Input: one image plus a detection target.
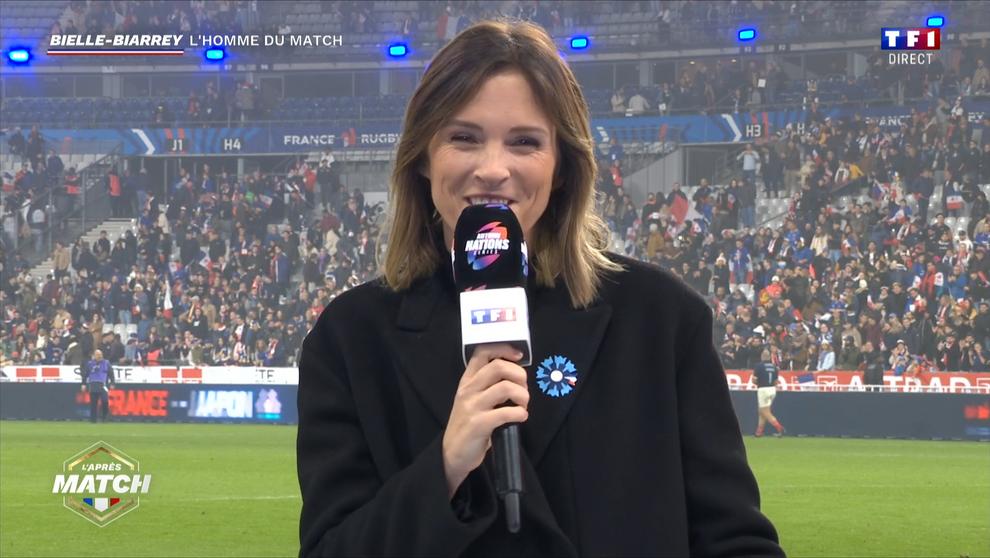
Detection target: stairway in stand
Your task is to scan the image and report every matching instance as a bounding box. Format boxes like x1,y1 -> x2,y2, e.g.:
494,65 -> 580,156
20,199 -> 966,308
27,218 -> 135,286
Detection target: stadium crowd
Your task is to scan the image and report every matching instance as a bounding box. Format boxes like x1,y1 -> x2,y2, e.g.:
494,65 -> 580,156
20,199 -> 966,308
3,97 -> 990,374
2,0 -> 989,374
52,0 -> 256,39
599,101 -> 990,374
69,0 -> 874,48
609,38 -> 990,116
2,149 -> 381,369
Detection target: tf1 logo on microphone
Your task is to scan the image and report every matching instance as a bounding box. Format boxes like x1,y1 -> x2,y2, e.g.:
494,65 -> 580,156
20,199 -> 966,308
471,307 -> 518,325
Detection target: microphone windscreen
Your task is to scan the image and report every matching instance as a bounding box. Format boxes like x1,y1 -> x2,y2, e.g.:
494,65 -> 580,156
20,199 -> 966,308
452,203 -> 527,292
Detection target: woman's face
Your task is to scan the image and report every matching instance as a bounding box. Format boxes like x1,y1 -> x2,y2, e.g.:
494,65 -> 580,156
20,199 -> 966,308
425,70 -> 557,248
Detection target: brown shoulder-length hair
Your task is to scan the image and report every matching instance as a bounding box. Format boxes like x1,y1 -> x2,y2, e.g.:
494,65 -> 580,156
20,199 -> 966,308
380,19 -> 623,309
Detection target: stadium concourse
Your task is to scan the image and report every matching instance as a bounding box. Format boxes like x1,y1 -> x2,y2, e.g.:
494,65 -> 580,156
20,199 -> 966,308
1,0 -> 989,375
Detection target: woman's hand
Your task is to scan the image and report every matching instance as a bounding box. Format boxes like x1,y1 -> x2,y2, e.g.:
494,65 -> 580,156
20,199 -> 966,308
442,343 -> 529,500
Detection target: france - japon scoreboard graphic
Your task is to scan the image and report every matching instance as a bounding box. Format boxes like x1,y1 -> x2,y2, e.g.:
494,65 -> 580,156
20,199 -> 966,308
882,27 -> 940,66
51,442 -> 152,527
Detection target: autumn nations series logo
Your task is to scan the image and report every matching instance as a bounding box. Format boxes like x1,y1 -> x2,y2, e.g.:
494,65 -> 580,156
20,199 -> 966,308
464,211 -> 512,270
51,442 -> 152,526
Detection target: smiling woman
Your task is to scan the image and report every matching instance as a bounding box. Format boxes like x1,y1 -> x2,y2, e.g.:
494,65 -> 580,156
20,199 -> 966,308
424,71 -> 557,250
382,19 -> 619,310
297,18 -> 783,558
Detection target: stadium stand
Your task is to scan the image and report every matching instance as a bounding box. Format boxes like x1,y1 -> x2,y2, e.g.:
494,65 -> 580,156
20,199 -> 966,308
4,35 -> 989,128
6,0 -> 985,60
2,155 -> 380,368
0,79 -> 930,127
2,0 -> 989,377
603,110 -> 990,374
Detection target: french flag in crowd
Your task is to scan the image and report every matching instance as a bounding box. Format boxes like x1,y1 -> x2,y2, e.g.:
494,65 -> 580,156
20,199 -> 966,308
795,372 -> 817,389
729,247 -> 753,285
162,277 -> 174,319
669,195 -> 705,230
870,180 -> 886,200
83,497 -> 121,512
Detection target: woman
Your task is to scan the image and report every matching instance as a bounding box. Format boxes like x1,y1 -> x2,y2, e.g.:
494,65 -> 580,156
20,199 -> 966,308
618,196 -> 637,233
968,342 -> 989,372
297,20 -> 781,557
183,306 -> 208,341
810,225 -> 829,257
610,86 -> 626,114
889,340 -> 911,375
816,340 -> 836,371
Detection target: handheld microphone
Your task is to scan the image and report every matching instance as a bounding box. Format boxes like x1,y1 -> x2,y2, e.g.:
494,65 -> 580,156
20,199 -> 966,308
452,203 -> 529,534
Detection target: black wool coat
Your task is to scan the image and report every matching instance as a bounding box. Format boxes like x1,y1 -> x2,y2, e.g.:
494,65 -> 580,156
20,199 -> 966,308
297,253 -> 783,557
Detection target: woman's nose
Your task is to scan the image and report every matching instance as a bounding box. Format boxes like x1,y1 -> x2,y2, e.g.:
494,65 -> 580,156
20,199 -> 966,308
473,145 -> 511,187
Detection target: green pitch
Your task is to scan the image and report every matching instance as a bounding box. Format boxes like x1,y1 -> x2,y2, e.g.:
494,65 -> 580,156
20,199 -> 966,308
1,421 -> 987,557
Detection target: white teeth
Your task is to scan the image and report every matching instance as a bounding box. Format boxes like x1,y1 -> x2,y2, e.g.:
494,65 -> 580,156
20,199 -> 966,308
468,197 -> 511,205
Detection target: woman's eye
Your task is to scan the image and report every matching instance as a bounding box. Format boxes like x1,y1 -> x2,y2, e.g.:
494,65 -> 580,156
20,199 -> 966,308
450,135 -> 540,147
514,137 -> 540,147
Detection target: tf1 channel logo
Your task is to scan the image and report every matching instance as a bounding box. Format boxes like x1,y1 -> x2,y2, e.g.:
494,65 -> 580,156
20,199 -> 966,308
882,16 -> 942,66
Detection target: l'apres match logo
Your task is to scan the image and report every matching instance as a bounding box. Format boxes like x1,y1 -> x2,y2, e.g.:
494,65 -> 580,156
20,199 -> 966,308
52,442 -> 152,527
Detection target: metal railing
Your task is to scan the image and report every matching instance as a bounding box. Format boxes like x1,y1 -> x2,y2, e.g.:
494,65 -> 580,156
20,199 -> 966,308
1,144 -> 124,267
6,87 -> 987,132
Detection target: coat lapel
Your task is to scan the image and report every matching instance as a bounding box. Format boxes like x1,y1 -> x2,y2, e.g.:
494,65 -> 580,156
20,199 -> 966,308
390,268 -> 614,457
389,267 -> 611,548
391,272 -> 464,429
522,284 -> 612,467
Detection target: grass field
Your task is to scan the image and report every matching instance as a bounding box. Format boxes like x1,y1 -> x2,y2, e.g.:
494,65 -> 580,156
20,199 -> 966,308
0,421 -> 987,557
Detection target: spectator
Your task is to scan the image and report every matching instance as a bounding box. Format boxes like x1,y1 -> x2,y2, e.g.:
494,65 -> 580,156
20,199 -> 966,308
973,59 -> 989,93
187,90 -> 201,121
52,240 -> 71,281
627,89 -> 650,115
317,152 -> 338,212
608,137 -> 625,167
26,126 -> 45,168
611,86 -> 626,114
859,341 -> 885,390
106,168 -> 124,217
837,335 -> 860,369
152,102 -> 172,127
28,201 -> 47,254
46,150 -> 64,188
234,81 -> 255,122
965,341 -> 989,371
7,127 -> 26,157
764,149 -> 785,199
